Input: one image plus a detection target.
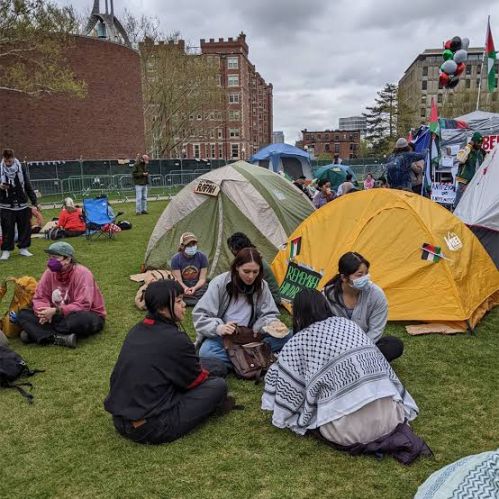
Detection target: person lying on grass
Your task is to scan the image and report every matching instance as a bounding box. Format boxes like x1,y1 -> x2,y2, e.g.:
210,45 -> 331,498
323,251 -> 403,363
17,241 -> 106,349
262,289 -> 430,464
193,247 -> 291,368
104,280 -> 232,445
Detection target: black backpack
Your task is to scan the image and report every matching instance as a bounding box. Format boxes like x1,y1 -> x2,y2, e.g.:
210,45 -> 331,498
0,346 -> 43,403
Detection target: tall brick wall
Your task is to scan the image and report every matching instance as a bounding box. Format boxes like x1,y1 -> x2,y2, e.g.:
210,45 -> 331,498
0,35 -> 145,161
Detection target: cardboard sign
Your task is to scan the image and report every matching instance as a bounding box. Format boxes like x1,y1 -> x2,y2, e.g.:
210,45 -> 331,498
193,179 -> 220,197
279,261 -> 323,303
431,182 -> 456,204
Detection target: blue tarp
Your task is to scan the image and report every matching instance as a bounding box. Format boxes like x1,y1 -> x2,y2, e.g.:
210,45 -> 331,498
250,143 -> 310,173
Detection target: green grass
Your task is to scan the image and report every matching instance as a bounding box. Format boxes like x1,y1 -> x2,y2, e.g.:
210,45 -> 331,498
0,201 -> 498,499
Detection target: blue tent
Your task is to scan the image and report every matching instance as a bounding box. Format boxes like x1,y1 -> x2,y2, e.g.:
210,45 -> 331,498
250,143 -> 313,179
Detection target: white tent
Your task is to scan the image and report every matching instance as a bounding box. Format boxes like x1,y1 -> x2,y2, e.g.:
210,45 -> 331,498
454,146 -> 499,268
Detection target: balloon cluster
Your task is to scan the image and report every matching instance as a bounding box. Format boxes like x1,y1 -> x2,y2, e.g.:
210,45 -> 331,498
439,36 -> 470,89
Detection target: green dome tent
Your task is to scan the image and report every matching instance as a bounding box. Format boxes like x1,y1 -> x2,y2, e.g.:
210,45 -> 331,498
314,164 -> 358,191
144,161 -> 315,278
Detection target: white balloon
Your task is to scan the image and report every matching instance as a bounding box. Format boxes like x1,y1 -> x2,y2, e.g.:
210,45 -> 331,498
461,37 -> 470,50
442,60 -> 457,75
454,49 -> 468,64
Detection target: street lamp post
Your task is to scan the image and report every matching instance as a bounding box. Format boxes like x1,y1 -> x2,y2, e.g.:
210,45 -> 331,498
181,147 -> 186,184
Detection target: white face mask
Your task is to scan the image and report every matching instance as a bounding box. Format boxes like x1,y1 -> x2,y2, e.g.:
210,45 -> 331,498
184,245 -> 198,257
351,274 -> 371,290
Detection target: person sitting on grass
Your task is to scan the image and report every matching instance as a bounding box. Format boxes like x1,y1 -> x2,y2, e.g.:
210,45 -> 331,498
323,252 -> 403,362
337,173 -> 354,196
104,280 -> 231,445
227,232 -> 281,306
193,247 -> 291,367
56,197 -> 86,237
17,241 -> 106,348
262,289 -> 430,464
171,232 -> 208,306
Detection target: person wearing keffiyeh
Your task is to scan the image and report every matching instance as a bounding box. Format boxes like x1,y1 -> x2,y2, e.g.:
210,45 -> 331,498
0,148 -> 39,261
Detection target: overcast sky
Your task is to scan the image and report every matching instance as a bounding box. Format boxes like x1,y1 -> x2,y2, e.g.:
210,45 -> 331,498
58,0 -> 499,143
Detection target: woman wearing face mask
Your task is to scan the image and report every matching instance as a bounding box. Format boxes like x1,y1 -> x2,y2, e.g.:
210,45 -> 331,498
171,232 -> 209,306
323,252 -> 403,362
17,241 -> 106,348
104,280 -> 231,445
193,247 -> 290,367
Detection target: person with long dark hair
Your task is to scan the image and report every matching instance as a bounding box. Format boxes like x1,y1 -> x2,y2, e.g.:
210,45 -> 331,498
262,289 -> 430,464
104,280 -> 230,445
193,247 -> 290,366
323,252 -> 403,362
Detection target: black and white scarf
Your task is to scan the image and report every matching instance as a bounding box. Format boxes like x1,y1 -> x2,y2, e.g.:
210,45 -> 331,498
0,158 -> 24,188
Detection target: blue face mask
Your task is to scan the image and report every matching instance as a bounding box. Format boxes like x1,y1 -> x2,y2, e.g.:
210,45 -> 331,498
184,245 -> 198,257
351,274 -> 371,290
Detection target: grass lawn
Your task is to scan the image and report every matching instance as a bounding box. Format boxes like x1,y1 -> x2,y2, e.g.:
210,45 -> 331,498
0,200 -> 498,499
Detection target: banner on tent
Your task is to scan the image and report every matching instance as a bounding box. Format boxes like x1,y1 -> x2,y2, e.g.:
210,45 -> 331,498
193,179 -> 220,197
431,182 -> 456,204
482,135 -> 499,152
279,261 -> 323,304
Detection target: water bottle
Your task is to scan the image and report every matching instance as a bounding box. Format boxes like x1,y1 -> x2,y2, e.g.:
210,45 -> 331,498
9,311 -> 17,323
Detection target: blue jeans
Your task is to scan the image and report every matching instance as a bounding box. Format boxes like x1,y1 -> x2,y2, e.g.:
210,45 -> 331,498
199,332 -> 292,367
135,185 -> 148,213
453,182 -> 466,208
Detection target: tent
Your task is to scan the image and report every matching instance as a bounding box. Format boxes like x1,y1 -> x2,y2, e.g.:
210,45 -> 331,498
454,146 -> 499,268
144,161 -> 315,278
249,143 -> 313,179
272,189 -> 499,330
314,163 -> 358,191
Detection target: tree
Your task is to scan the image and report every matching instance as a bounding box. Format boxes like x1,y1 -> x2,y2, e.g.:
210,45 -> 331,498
0,0 -> 86,97
140,38 -> 225,158
121,9 -> 163,48
363,83 -> 398,154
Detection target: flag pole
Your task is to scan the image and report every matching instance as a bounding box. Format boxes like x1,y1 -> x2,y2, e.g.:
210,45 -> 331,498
476,15 -> 490,110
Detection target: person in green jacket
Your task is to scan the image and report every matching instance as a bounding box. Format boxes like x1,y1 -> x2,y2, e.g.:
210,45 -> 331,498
132,154 -> 150,215
226,232 -> 281,306
454,132 -> 487,208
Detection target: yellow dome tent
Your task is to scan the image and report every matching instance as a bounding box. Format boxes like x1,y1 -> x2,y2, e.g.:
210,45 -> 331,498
272,189 -> 499,331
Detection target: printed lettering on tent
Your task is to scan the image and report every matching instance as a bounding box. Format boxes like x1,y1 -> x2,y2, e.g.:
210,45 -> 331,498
279,261 -> 323,304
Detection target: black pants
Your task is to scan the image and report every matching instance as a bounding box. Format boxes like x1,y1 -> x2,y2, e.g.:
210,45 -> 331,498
183,283 -> 209,307
64,230 -> 85,238
0,207 -> 32,251
112,377 -> 228,445
376,336 -> 404,363
17,308 -> 105,345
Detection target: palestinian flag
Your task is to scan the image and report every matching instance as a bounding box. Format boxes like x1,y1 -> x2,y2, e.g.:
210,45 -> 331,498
421,243 -> 442,263
428,97 -> 439,134
486,18 -> 497,92
290,236 -> 302,258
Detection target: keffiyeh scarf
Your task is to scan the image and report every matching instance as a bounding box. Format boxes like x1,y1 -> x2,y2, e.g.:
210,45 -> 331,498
0,158 -> 24,188
262,316 -> 419,435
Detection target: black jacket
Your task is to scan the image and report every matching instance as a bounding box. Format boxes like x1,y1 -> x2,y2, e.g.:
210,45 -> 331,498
104,315 -> 207,421
0,164 -> 37,209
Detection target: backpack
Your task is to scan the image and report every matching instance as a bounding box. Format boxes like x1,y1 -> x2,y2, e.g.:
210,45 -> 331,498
385,154 -> 409,188
0,346 -> 43,403
45,227 -> 65,240
117,220 -> 132,230
222,326 -> 274,381
0,276 -> 37,337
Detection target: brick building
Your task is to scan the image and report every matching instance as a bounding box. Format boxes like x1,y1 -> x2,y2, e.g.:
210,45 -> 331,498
297,129 -> 360,161
0,35 -> 145,161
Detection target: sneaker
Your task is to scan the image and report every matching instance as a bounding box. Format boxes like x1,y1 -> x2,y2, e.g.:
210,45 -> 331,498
53,333 -> 77,348
19,248 -> 33,257
19,330 -> 32,344
0,251 -> 10,261
141,210 -> 148,214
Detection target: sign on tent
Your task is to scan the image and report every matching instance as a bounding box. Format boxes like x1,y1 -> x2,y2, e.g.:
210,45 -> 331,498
279,261 -> 323,304
193,179 -> 220,197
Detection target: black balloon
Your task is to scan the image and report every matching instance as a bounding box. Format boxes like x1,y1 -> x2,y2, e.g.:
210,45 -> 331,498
447,75 -> 460,89
450,36 -> 462,52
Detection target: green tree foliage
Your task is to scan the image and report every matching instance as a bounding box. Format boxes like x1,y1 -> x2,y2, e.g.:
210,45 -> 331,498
0,0 -> 86,97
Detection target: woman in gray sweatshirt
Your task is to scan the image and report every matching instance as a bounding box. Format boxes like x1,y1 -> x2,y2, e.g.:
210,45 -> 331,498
323,252 -> 403,362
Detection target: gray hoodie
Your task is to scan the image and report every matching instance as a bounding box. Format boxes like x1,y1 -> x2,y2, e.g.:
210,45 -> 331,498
192,272 -> 279,346
323,282 -> 388,343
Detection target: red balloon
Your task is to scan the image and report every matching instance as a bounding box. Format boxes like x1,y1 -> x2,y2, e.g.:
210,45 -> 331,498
455,62 -> 465,75
439,72 -> 450,86
444,39 -> 452,50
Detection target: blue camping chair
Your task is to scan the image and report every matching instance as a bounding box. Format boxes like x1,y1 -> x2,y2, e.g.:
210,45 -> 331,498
83,196 -> 119,240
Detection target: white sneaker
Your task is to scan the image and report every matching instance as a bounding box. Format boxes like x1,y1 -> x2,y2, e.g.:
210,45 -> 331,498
19,248 -> 33,257
0,251 -> 10,260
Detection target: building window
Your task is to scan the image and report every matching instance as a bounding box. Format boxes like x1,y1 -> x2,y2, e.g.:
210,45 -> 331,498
422,66 -> 428,77
229,128 -> 240,138
334,143 -> 340,153
197,114 -> 202,121
335,135 -> 339,141
421,108 -> 426,117
466,65 -> 472,75
193,144 -> 200,159
231,144 -> 239,158
438,94 -> 443,103
227,56 -> 239,69
228,75 -> 239,87
228,110 -> 240,121
477,65 -> 481,75
229,93 -> 240,104
210,144 -> 216,158
422,81 -> 427,91
218,144 -> 224,159
218,129 -> 223,139
325,143 -> 330,152
466,79 -> 471,89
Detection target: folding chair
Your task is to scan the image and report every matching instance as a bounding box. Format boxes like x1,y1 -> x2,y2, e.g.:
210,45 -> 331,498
83,196 -> 119,240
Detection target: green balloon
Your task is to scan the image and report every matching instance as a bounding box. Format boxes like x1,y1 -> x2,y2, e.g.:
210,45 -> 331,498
443,49 -> 454,61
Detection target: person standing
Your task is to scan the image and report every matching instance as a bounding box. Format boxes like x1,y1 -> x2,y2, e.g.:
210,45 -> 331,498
133,154 -> 150,215
454,132 -> 487,208
0,148 -> 40,260
385,138 -> 426,191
